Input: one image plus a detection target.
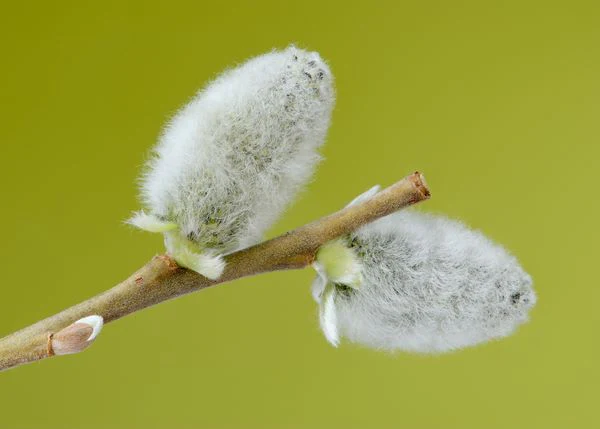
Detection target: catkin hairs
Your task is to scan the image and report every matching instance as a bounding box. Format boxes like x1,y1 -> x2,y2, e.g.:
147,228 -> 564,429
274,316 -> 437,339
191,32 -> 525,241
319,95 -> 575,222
130,46 -> 335,278
313,187 -> 536,352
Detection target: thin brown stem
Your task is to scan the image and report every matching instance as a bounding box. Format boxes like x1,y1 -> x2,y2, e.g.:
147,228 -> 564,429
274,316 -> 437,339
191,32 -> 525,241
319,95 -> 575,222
0,172 -> 430,372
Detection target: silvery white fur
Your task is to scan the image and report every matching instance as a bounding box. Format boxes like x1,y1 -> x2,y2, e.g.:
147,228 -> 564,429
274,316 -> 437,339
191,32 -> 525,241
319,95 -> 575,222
130,46 -> 335,279
313,187 -> 536,353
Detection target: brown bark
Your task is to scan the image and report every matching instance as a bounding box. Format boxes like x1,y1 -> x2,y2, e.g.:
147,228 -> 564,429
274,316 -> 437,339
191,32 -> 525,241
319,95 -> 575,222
0,172 -> 430,372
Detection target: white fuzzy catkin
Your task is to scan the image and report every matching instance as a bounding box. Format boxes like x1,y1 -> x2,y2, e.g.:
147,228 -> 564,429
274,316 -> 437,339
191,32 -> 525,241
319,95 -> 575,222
130,46 -> 335,279
313,187 -> 536,353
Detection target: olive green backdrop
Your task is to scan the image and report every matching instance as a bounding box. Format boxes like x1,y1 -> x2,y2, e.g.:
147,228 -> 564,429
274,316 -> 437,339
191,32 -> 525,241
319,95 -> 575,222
1,1 -> 598,428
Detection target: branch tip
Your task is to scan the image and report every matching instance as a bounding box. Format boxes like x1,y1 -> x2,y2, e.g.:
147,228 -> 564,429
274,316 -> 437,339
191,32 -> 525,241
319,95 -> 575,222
410,171 -> 431,200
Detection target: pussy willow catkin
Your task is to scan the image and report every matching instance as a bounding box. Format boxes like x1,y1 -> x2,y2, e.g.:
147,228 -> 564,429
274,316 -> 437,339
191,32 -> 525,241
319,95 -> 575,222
313,187 -> 536,352
130,46 -> 335,278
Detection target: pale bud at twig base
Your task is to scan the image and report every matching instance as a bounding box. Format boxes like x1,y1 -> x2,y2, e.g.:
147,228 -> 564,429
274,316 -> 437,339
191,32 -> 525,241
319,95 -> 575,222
49,315 -> 104,356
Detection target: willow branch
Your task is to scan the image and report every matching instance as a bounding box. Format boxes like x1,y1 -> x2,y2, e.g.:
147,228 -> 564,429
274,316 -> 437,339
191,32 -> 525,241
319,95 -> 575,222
0,172 -> 430,372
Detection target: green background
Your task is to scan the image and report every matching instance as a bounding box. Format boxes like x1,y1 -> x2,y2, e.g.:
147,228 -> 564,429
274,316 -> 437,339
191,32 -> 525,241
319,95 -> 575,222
1,1 -> 598,428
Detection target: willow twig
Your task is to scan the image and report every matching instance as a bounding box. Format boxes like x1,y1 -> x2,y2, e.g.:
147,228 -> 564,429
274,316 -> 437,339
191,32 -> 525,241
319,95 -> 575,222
0,172 -> 430,372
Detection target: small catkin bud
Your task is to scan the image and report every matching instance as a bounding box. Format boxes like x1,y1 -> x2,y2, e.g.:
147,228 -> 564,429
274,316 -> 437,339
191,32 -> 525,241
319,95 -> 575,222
312,188 -> 536,353
50,315 -> 104,356
130,46 -> 335,279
